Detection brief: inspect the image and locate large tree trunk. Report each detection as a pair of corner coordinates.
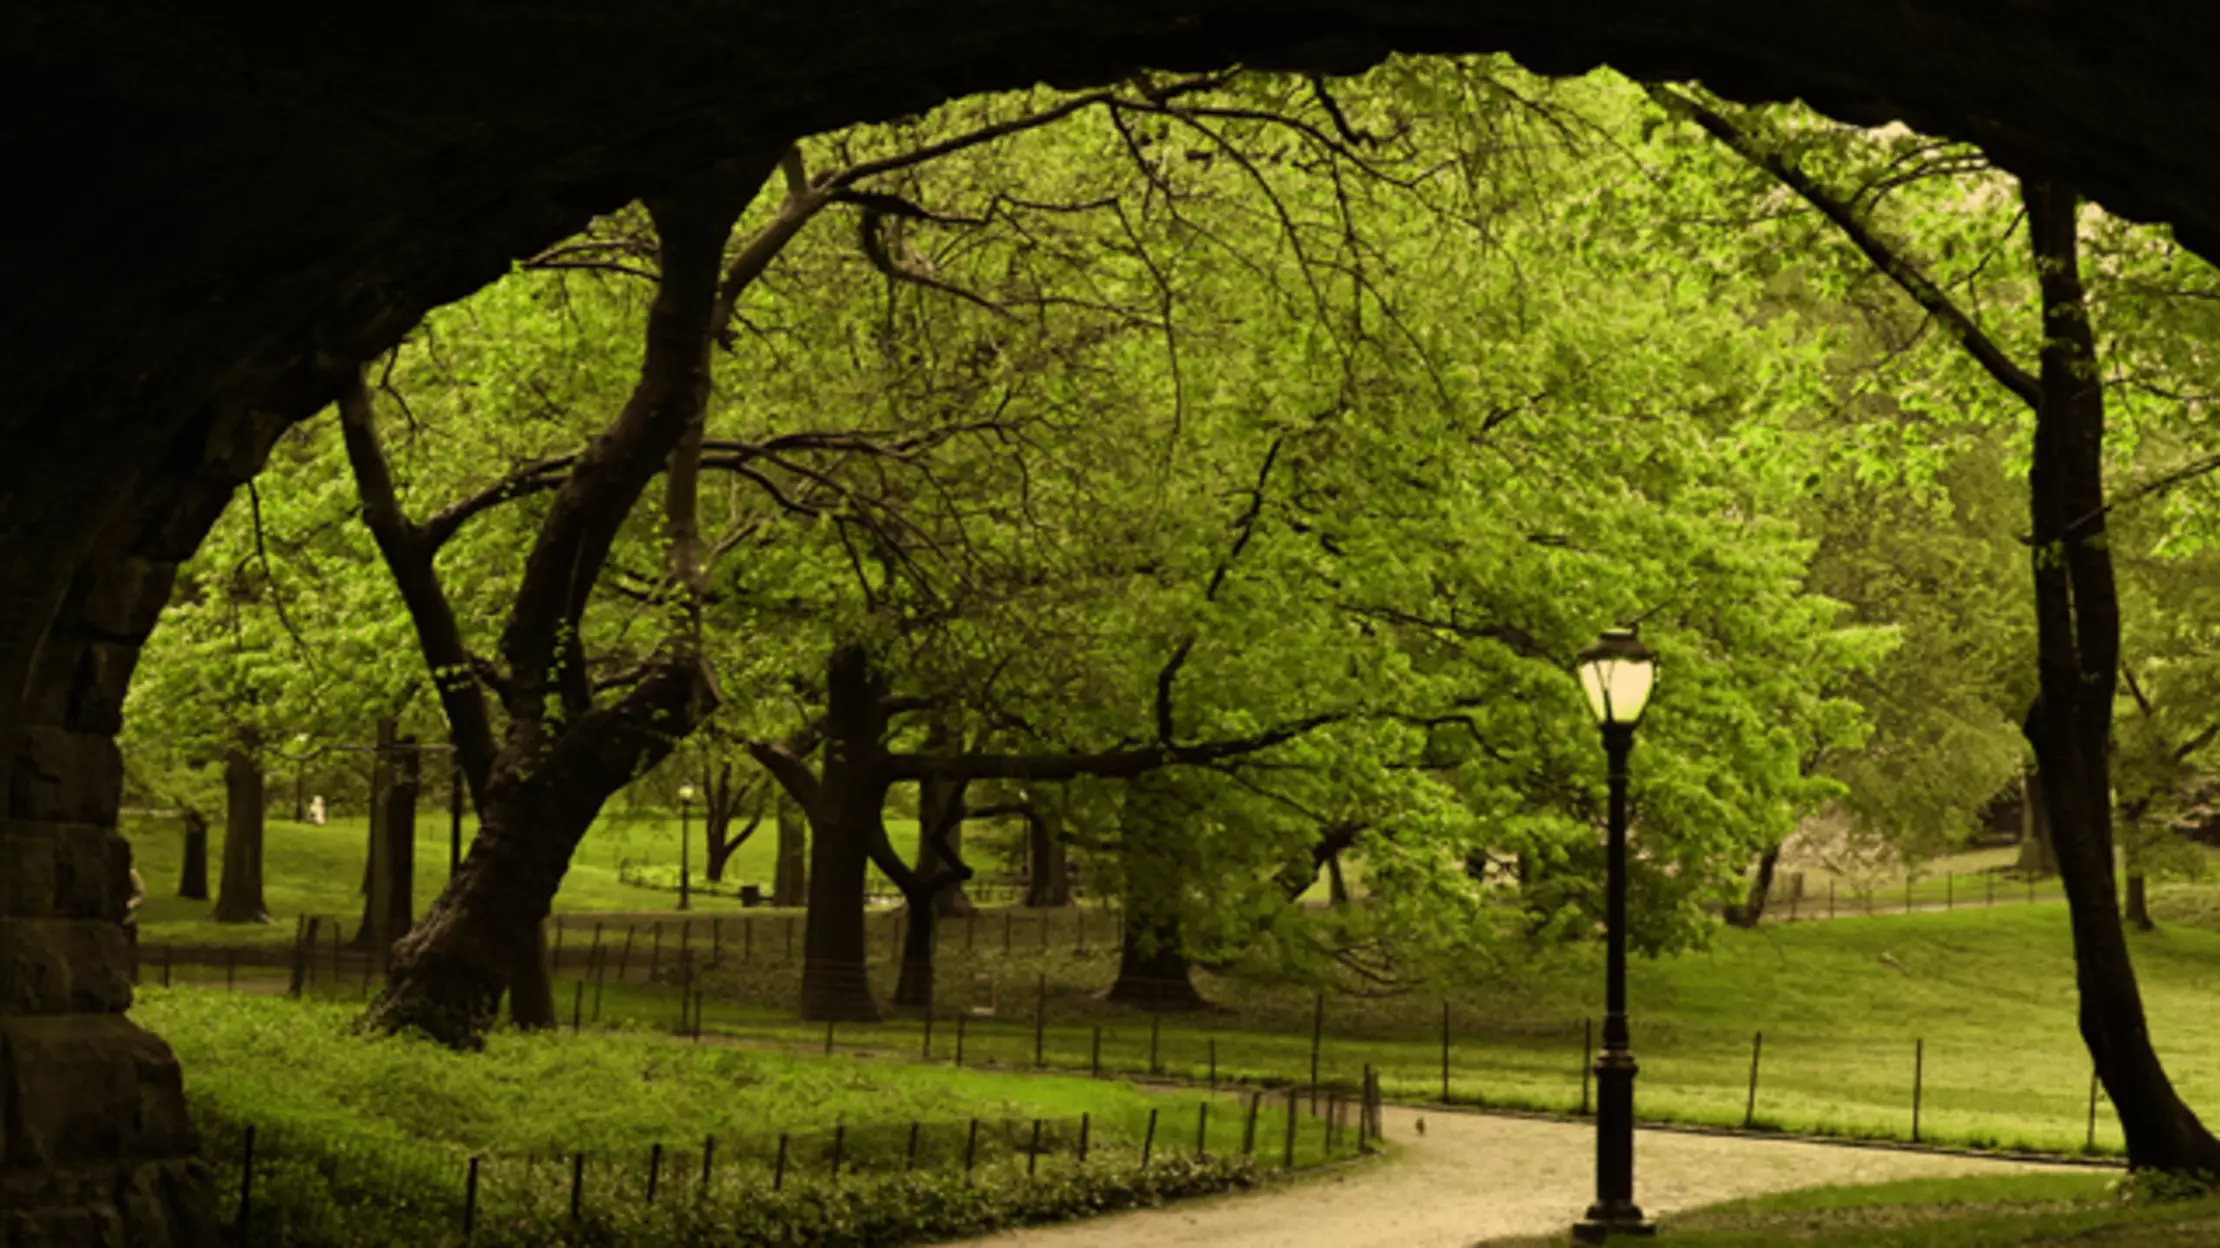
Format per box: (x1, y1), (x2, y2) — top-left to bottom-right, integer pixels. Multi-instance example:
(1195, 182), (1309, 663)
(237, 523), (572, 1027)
(353, 718), (396, 950)
(702, 762), (740, 883)
(773, 793), (808, 906)
(798, 643), (892, 1022)
(2125, 869), (2152, 931)
(1106, 776), (1204, 1008)
(1727, 842), (1782, 928)
(1325, 852), (1350, 906)
(210, 748), (271, 923)
(1023, 795), (1070, 908)
(177, 808), (209, 900)
(507, 918), (556, 1030)
(1107, 912), (1205, 1009)
(2020, 178), (2220, 1177)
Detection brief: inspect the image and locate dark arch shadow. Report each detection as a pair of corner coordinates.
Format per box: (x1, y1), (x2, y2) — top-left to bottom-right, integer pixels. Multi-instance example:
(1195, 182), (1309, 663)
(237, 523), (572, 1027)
(5, 6), (2217, 1241)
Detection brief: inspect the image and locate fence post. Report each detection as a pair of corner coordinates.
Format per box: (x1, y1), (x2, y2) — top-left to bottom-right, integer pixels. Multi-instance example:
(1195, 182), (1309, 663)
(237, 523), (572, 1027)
(1079, 1112), (1091, 1164)
(1310, 991), (1325, 1114)
(773, 1134), (788, 1192)
(700, 1134), (715, 1199)
(1441, 1001), (1451, 1102)
(1196, 1101), (1208, 1160)
(1028, 1119), (1043, 1177)
(1581, 1017), (1594, 1116)
(569, 1151), (585, 1223)
(1283, 1087), (1298, 1169)
(1141, 1107), (1157, 1168)
(236, 1124), (257, 1242)
(743, 915), (753, 965)
(463, 1154), (480, 1238)
(1912, 1038), (1925, 1143)
(2087, 1068), (2102, 1152)
(1034, 972), (1047, 1069)
(1149, 1011), (1161, 1075)
(646, 1142), (661, 1205)
(1744, 1031), (1763, 1128)
(1090, 1025), (1102, 1078)
(1244, 1092), (1260, 1156)
(964, 1119), (979, 1185)
(829, 1124), (844, 1182)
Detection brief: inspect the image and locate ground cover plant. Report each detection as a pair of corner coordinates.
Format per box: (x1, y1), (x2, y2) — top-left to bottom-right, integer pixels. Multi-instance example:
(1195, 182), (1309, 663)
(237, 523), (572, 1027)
(138, 987), (1359, 1247)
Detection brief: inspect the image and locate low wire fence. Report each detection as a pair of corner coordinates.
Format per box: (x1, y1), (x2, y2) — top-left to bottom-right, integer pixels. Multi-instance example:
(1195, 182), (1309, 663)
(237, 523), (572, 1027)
(199, 1078), (1380, 1246)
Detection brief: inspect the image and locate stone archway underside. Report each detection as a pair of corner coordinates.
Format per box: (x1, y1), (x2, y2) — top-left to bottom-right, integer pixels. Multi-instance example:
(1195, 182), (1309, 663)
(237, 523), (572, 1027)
(5, 5), (2216, 1243)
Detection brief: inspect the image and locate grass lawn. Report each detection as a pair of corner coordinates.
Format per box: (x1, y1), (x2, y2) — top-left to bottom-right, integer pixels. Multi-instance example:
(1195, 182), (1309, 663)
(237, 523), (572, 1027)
(1472, 1172), (2220, 1246)
(520, 901), (2220, 1161)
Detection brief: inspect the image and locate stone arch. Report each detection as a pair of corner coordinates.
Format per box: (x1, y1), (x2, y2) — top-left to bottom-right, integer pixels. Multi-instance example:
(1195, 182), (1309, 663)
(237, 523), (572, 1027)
(7, 4), (2220, 1241)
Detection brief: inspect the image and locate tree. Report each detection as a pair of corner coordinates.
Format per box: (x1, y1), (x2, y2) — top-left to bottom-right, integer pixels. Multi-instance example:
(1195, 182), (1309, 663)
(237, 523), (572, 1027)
(1650, 82), (2220, 1175)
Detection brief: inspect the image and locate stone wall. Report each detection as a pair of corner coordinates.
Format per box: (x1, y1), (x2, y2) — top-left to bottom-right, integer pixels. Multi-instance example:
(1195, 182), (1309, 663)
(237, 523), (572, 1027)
(2, 400), (296, 1247)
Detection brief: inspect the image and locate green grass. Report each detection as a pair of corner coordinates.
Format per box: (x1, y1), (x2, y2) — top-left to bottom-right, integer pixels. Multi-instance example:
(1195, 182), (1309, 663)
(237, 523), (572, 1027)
(118, 807), (933, 946)
(1477, 1172), (2220, 1246)
(506, 901), (2220, 1161)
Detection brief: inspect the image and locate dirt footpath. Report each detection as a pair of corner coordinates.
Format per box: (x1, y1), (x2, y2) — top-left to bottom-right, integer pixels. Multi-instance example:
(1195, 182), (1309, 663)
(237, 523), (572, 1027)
(941, 1105), (2090, 1248)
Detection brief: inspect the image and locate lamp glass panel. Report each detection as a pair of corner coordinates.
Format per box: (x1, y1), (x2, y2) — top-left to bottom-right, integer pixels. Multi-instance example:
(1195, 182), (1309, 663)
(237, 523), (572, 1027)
(1580, 655), (1655, 726)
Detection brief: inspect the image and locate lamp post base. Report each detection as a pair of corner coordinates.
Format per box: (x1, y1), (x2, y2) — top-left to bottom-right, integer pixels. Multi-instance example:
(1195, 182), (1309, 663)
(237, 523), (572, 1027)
(1572, 1205), (1656, 1242)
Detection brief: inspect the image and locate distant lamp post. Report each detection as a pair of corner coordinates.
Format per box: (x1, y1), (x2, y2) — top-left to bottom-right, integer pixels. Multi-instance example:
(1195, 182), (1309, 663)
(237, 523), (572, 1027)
(1573, 626), (1657, 1243)
(677, 784), (697, 912)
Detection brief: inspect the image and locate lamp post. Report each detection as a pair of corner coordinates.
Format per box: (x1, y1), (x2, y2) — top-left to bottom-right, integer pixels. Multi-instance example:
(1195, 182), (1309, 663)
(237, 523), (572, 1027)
(677, 784), (697, 913)
(1573, 627), (1657, 1243)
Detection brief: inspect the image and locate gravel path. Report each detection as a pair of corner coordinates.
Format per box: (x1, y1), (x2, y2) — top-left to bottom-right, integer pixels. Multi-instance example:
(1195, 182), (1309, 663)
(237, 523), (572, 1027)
(939, 1105), (2090, 1248)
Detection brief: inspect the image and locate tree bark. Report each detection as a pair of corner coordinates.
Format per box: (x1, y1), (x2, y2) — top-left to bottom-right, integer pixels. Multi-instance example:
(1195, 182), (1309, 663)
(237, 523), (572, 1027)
(210, 748), (271, 923)
(892, 898), (940, 1011)
(773, 792), (808, 906)
(796, 643), (893, 1022)
(1106, 775), (1204, 1008)
(1727, 843), (1782, 928)
(2125, 869), (2153, 931)
(1325, 852), (1350, 906)
(2020, 177), (2220, 1177)
(508, 919), (556, 1030)
(177, 808), (209, 900)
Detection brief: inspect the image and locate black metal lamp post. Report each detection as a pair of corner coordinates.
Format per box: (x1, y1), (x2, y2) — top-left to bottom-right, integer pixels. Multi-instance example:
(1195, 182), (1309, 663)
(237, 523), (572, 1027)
(678, 783), (696, 912)
(1573, 626), (1658, 1243)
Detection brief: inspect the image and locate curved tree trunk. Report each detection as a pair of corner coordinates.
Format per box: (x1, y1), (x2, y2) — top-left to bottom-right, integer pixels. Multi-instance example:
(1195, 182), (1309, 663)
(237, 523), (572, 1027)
(210, 748), (271, 923)
(356, 730), (420, 956)
(2125, 870), (2153, 931)
(177, 808), (209, 900)
(1023, 797), (1070, 908)
(914, 722), (975, 916)
(892, 901), (939, 1011)
(1325, 852), (1351, 906)
(773, 793), (808, 907)
(2019, 178), (2220, 1176)
(1727, 843), (1782, 928)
